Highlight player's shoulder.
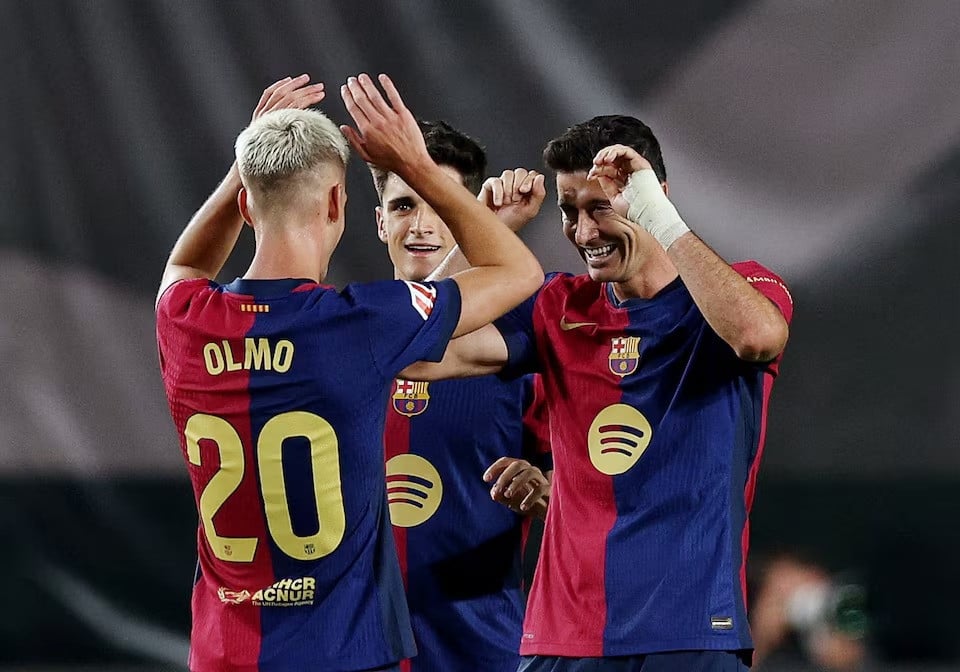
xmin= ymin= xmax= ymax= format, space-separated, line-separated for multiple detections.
xmin=156 ymin=278 xmax=217 ymax=316
xmin=342 ymin=278 xmax=441 ymax=297
xmin=537 ymin=272 xmax=600 ymax=309
xmin=538 ymin=271 xmax=583 ymax=297
xmin=342 ymin=277 xmax=452 ymax=317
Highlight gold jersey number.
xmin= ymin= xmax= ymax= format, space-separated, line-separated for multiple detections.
xmin=184 ymin=411 xmax=346 ymax=562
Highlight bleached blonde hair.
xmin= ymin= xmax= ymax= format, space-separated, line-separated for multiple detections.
xmin=235 ymin=108 xmax=349 ymax=199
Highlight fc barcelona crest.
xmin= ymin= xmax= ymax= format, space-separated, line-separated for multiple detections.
xmin=608 ymin=337 xmax=641 ymax=377
xmin=392 ymin=379 xmax=430 ymax=416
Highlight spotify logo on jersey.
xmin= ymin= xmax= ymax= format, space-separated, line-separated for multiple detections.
xmin=588 ymin=404 xmax=653 ymax=475
xmin=385 ymin=454 xmax=443 ymax=527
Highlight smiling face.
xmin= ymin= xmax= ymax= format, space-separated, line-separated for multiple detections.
xmin=557 ymin=170 xmax=658 ymax=284
xmin=376 ymin=165 xmax=464 ymax=281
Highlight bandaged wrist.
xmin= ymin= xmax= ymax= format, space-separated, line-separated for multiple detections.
xmin=622 ymin=169 xmax=690 ymax=249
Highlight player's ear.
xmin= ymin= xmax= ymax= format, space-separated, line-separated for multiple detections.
xmin=327 ymin=182 xmax=345 ymax=224
xmin=661 ymin=181 xmax=669 ymax=198
xmin=375 ymin=205 xmax=388 ymax=243
xmin=237 ymin=188 xmax=253 ymax=228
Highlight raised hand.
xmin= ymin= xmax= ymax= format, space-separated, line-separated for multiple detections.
xmin=483 ymin=457 xmax=550 ymax=519
xmin=478 ymin=168 xmax=547 ymax=233
xmin=587 ymin=144 xmax=689 ymax=250
xmin=585 ymin=144 xmax=653 ymax=219
xmin=339 ymin=73 xmax=431 ymax=175
xmin=251 ymin=74 xmax=326 ymax=122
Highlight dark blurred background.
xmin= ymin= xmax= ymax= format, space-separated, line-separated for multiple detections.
xmin=2 ymin=1 xmax=958 ymax=670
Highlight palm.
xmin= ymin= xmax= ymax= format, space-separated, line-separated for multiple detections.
xmin=609 ymin=190 xmax=633 ymax=219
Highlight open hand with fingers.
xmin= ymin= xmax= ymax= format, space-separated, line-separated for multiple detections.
xmin=339 ymin=73 xmax=432 ymax=176
xmin=483 ymin=457 xmax=550 ymax=520
xmin=479 ymin=168 xmax=547 ymax=233
xmin=252 ymin=74 xmax=327 ymax=121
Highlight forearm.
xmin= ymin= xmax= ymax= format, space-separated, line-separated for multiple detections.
xmin=425 ymin=245 xmax=470 ymax=281
xmin=403 ymin=162 xmax=542 ymax=336
xmin=667 ymin=232 xmax=788 ymax=361
xmin=400 ymin=162 xmax=539 ymax=279
xmin=399 ymin=324 xmax=509 ymax=380
xmin=166 ymin=163 xmax=245 ymax=278
xmin=400 ymin=357 xmax=499 ymax=381
xmin=591 ymin=148 xmax=788 ymax=361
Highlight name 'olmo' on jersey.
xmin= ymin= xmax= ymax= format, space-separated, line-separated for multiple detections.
xmin=202 ymin=338 xmax=295 ymax=376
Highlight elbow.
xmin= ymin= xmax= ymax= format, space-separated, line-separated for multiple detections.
xmin=733 ymin=321 xmax=789 ymax=363
xmin=518 ymin=257 xmax=545 ymax=297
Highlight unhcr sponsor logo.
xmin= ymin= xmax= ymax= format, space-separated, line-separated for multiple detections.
xmin=218 ymin=576 xmax=317 ymax=607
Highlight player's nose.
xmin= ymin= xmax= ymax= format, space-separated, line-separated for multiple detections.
xmin=574 ymin=213 xmax=599 ymax=246
xmin=408 ymin=209 xmax=437 ymax=235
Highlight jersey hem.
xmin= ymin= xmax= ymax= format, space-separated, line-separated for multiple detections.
xmin=519 ymin=636 xmax=752 ymax=657
xmin=189 ymin=654 xmax=408 ymax=672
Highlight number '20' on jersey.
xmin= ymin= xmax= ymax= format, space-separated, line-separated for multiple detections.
xmin=156 ymin=277 xmax=461 ymax=672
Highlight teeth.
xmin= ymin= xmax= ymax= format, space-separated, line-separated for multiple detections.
xmin=584 ymin=244 xmax=615 ymax=259
xmin=406 ymin=245 xmax=440 ymax=251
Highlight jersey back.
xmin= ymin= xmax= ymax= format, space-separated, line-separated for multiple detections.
xmin=496 ymin=263 xmax=793 ymax=657
xmin=156 ymin=276 xmax=460 ymax=672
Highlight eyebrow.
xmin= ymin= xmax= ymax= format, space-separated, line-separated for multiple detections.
xmin=386 ymin=195 xmax=415 ymax=210
xmin=557 ymin=198 xmax=608 ymax=209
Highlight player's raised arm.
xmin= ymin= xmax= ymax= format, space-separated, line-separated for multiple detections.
xmin=589 ymin=144 xmax=790 ymax=362
xmin=340 ymin=74 xmax=543 ymax=338
xmin=426 ymin=168 xmax=547 ymax=280
xmin=156 ymin=75 xmax=327 ymax=306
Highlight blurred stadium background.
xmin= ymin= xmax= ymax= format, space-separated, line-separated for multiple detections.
xmin=2 ymin=0 xmax=958 ymax=670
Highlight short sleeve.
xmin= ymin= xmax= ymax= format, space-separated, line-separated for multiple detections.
xmin=733 ymin=261 xmax=794 ymax=325
xmin=156 ymin=279 xmax=211 ymax=375
xmin=343 ymin=278 xmax=462 ymax=377
xmin=156 ymin=278 xmax=210 ymax=319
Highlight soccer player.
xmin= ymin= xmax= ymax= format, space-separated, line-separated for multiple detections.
xmin=405 ymin=116 xmax=793 ymax=671
xmin=155 ymin=73 xmax=542 ymax=672
xmin=373 ymin=119 xmax=552 ymax=672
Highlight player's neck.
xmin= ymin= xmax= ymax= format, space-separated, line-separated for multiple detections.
xmin=245 ymin=231 xmax=330 ymax=283
xmin=610 ymin=251 xmax=678 ymax=301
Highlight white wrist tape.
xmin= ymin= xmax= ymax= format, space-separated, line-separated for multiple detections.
xmin=622 ymin=169 xmax=690 ymax=250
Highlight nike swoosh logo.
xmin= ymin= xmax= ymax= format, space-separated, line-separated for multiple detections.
xmin=560 ymin=316 xmax=598 ymax=331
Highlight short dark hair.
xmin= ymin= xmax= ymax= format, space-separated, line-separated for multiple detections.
xmin=543 ymin=115 xmax=667 ymax=183
xmin=371 ymin=120 xmax=487 ymax=199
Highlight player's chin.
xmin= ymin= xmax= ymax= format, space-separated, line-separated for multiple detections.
xmin=586 ymin=266 xmax=613 ymax=283
xmin=402 ymin=257 xmax=437 ymax=282
xmin=583 ymin=256 xmax=622 ymax=282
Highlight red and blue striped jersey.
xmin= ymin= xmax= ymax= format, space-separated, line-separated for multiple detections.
xmin=495 ymin=262 xmax=793 ymax=657
xmin=384 ymin=374 xmax=550 ymax=672
xmin=156 ymin=276 xmax=461 ymax=672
